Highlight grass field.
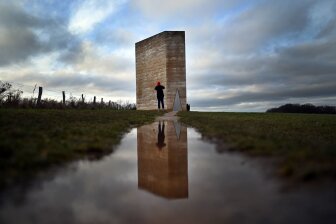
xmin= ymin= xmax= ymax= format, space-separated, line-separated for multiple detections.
xmin=0 ymin=109 xmax=160 ymax=188
xmin=2 ymin=109 xmax=335 ymax=188
xmin=179 ymin=112 xmax=336 ymax=181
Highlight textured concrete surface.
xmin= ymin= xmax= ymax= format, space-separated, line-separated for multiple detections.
xmin=136 ymin=31 xmax=186 ymax=110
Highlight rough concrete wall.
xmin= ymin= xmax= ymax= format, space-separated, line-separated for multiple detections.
xmin=136 ymin=32 xmax=167 ymax=110
xmin=137 ymin=122 xmax=188 ymax=199
xmin=166 ymin=32 xmax=186 ymax=110
xmin=136 ymin=31 xmax=186 ymax=110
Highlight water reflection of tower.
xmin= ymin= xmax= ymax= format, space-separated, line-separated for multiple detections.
xmin=137 ymin=121 xmax=188 ymax=199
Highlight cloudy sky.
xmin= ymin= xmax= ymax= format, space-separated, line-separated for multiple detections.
xmin=0 ymin=0 xmax=335 ymax=111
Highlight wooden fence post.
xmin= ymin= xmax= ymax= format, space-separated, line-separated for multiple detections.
xmin=62 ymin=91 xmax=65 ymax=105
xmin=108 ymin=100 xmax=111 ymax=107
xmin=81 ymin=94 xmax=84 ymax=103
xmin=93 ymin=96 xmax=96 ymax=104
xmin=101 ymin=98 xmax=103 ymax=104
xmin=7 ymin=93 xmax=12 ymax=102
xmin=37 ymin=86 xmax=43 ymax=105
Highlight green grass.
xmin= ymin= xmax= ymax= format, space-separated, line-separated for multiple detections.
xmin=0 ymin=109 xmax=161 ymax=188
xmin=179 ymin=112 xmax=336 ymax=180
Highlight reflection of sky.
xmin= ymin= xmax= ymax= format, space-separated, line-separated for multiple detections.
xmin=1 ymin=0 xmax=336 ymax=111
xmin=1 ymin=125 xmax=335 ymax=224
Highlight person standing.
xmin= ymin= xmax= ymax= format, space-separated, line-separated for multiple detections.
xmin=154 ymin=81 xmax=165 ymax=110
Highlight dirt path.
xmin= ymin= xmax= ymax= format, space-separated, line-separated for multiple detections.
xmin=155 ymin=111 xmax=179 ymax=121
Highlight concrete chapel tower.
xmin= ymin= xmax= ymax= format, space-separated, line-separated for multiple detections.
xmin=136 ymin=31 xmax=186 ymax=110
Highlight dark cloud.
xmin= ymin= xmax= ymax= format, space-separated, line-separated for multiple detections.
xmin=0 ymin=2 xmax=42 ymax=65
xmin=0 ymin=1 xmax=81 ymax=66
xmin=187 ymin=0 xmax=336 ymax=110
xmin=222 ymin=0 xmax=313 ymax=53
xmin=190 ymin=42 xmax=336 ymax=89
xmin=192 ymin=82 xmax=336 ymax=108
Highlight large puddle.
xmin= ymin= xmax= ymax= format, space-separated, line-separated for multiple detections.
xmin=0 ymin=121 xmax=335 ymax=224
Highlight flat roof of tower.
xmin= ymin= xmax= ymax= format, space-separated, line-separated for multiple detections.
xmin=135 ymin=31 xmax=185 ymax=46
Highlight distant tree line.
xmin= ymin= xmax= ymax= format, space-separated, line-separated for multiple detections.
xmin=266 ymin=103 xmax=336 ymax=114
xmin=0 ymin=81 xmax=136 ymax=110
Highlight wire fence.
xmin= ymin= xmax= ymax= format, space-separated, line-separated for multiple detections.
xmin=0 ymin=80 xmax=136 ymax=110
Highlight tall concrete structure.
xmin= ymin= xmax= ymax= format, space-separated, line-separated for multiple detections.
xmin=137 ymin=121 xmax=188 ymax=199
xmin=136 ymin=31 xmax=186 ymax=110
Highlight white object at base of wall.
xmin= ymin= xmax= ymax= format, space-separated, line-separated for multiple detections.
xmin=173 ymin=89 xmax=182 ymax=111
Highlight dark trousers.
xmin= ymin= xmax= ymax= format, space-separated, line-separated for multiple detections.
xmin=157 ymin=97 xmax=164 ymax=109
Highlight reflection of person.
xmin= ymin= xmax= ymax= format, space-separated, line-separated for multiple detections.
xmin=154 ymin=81 xmax=165 ymax=110
xmin=156 ymin=121 xmax=166 ymax=150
